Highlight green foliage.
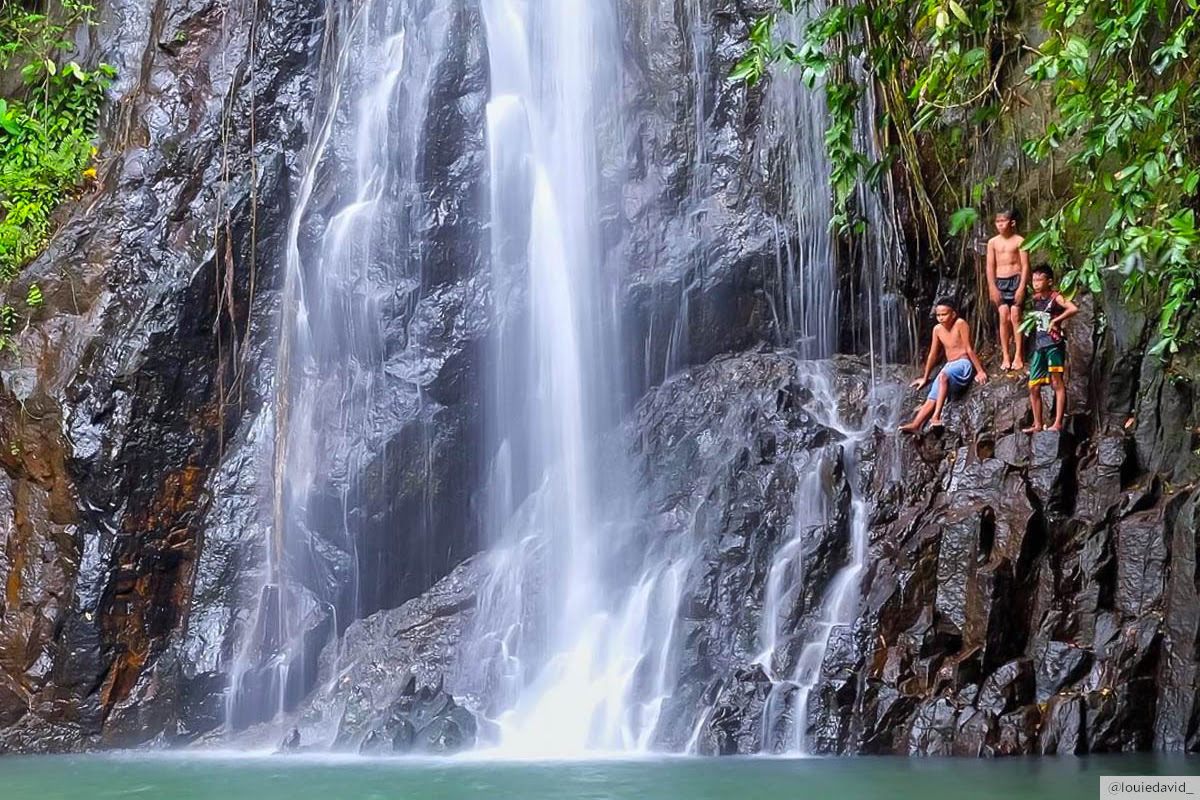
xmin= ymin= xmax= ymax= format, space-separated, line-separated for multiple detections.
xmin=948 ymin=207 xmax=980 ymax=236
xmin=0 ymin=62 xmax=112 ymax=281
xmin=0 ymin=0 xmax=111 ymax=297
xmin=0 ymin=303 xmax=15 ymax=351
xmin=735 ymin=0 xmax=1200 ymax=354
xmin=733 ymin=0 xmax=1013 ymax=250
xmin=1020 ymin=0 xmax=1200 ymax=356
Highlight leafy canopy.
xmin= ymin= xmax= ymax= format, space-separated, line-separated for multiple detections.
xmin=736 ymin=0 xmax=1200 ymax=355
xmin=0 ymin=0 xmax=113 ymax=350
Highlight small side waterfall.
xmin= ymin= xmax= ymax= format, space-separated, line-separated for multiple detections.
xmin=228 ymin=0 xmax=459 ymax=731
xmin=767 ymin=12 xmax=837 ymax=358
xmin=849 ymin=65 xmax=917 ymax=367
xmin=751 ymin=366 xmax=877 ymax=755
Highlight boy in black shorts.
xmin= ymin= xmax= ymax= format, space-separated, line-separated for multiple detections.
xmin=986 ymin=209 xmax=1031 ymax=371
xmin=1024 ymin=266 xmax=1078 ymax=432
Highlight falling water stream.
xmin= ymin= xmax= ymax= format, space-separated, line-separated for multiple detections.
xmin=229 ymin=0 xmax=456 ymax=731
xmin=232 ymin=0 xmax=903 ymax=756
xmin=466 ymin=0 xmax=696 ymax=755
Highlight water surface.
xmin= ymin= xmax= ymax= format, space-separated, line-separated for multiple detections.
xmin=1 ymin=753 xmax=1195 ymax=800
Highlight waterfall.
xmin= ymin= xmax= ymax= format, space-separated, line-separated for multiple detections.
xmin=767 ymin=13 xmax=837 ymax=358
xmin=740 ymin=8 xmax=906 ymax=756
xmin=228 ymin=0 xmax=457 ymax=732
xmin=224 ymin=0 xmax=905 ymax=757
xmin=849 ymin=63 xmax=917 ymax=368
xmin=751 ymin=366 xmax=877 ymax=755
xmin=465 ymin=0 xmax=692 ymax=756
xmin=465 ymin=0 xmax=880 ymax=757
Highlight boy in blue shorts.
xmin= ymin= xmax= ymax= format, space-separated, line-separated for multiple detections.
xmin=1024 ymin=266 xmax=1078 ymax=432
xmin=899 ymin=299 xmax=988 ymax=432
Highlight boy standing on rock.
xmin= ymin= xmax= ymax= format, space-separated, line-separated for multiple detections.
xmin=1024 ymin=266 xmax=1078 ymax=432
xmin=987 ymin=209 xmax=1031 ymax=371
xmin=899 ymin=299 xmax=988 ymax=433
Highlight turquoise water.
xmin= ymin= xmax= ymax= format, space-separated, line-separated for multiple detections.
xmin=0 ymin=753 xmax=1196 ymax=800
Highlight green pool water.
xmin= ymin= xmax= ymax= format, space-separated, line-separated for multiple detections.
xmin=0 ymin=752 xmax=1195 ymax=799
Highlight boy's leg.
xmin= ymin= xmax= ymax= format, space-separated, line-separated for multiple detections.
xmin=899 ymin=399 xmax=936 ymax=432
xmin=1025 ymin=347 xmax=1047 ymax=432
xmin=1048 ymin=374 xmax=1066 ymax=431
xmin=1026 ymin=386 xmax=1044 ymax=432
xmin=930 ymin=371 xmax=951 ymax=426
xmin=1009 ymin=305 xmax=1025 ymax=370
xmin=997 ymin=303 xmax=1013 ymax=369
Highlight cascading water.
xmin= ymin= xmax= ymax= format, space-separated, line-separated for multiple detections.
xmin=467 ymin=0 xmax=892 ymax=757
xmin=227 ymin=0 xmax=904 ymax=757
xmin=464 ymin=0 xmax=697 ymax=756
xmin=228 ymin=0 xmax=457 ymax=732
xmin=752 ymin=366 xmax=879 ymax=755
xmin=733 ymin=7 xmax=905 ymax=756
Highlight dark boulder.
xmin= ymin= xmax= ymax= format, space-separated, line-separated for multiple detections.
xmin=357 ymin=678 xmax=476 ymax=756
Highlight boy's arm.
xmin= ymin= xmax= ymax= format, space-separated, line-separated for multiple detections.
xmin=1015 ymin=246 xmax=1031 ymax=305
xmin=985 ymin=239 xmax=1000 ymax=305
xmin=1049 ymin=293 xmax=1079 ymax=331
xmin=911 ymin=331 xmax=941 ymax=387
xmin=961 ymin=320 xmax=989 ymax=383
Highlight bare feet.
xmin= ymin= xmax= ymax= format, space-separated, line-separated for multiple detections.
xmin=1000 ymin=361 xmax=1012 ymax=371
xmin=1022 ymin=424 xmax=1042 ymax=434
xmin=1045 ymin=424 xmax=1062 ymax=432
xmin=929 ymin=417 xmax=945 ymax=429
xmin=1012 ymin=359 xmax=1024 ymax=371
xmin=898 ymin=423 xmax=921 ymax=433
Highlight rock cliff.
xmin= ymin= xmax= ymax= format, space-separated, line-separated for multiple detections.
xmin=809 ymin=304 xmax=1199 ymax=755
xmin=0 ymin=0 xmax=322 ymax=750
xmin=0 ymin=0 xmax=1195 ymax=756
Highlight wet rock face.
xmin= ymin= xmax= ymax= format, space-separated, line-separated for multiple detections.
xmin=357 ymin=681 xmax=477 ymax=756
xmin=803 ymin=308 xmax=1200 ymax=756
xmin=269 ymin=555 xmax=482 ymax=752
xmin=0 ymin=0 xmax=496 ymax=750
xmin=0 ymin=0 xmax=325 ymax=751
xmin=634 ymin=353 xmax=862 ymax=754
xmin=615 ymin=0 xmax=802 ymax=394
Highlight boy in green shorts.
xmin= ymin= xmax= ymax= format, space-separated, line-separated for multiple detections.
xmin=1024 ymin=266 xmax=1078 ymax=432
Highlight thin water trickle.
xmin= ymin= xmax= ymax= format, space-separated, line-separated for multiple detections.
xmin=767 ymin=11 xmax=837 ymax=358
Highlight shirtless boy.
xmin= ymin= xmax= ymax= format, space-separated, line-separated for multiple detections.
xmin=899 ymin=299 xmax=988 ymax=432
xmin=987 ymin=209 xmax=1031 ymax=371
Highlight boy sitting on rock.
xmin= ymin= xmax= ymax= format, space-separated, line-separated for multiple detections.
xmin=900 ymin=298 xmax=988 ymax=433
xmin=1024 ymin=265 xmax=1078 ymax=433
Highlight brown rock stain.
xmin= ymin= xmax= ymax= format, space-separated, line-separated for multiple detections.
xmin=98 ymin=464 xmax=206 ymax=718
